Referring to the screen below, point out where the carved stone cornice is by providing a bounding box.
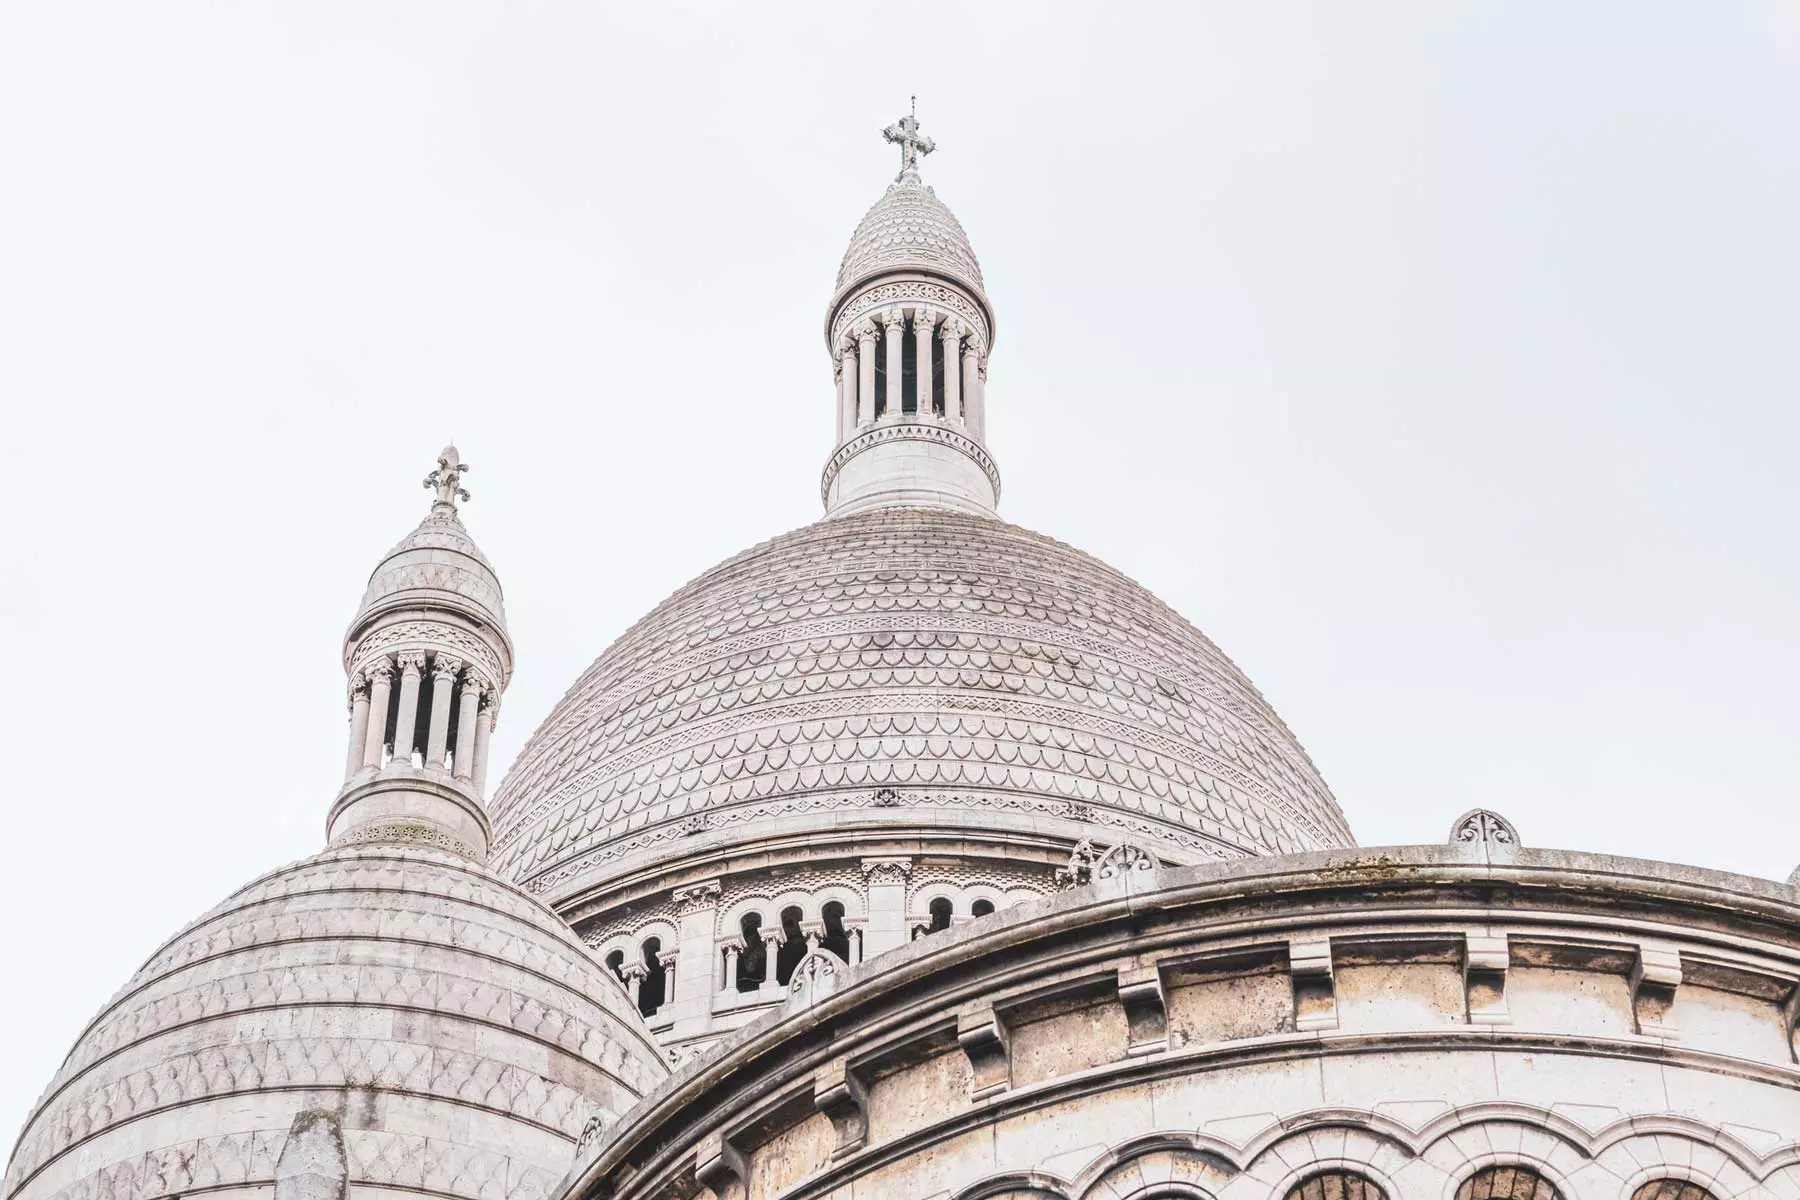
[820,420,1002,506]
[350,618,505,691]
[830,275,991,356]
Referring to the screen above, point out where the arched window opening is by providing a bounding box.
[970,898,996,918]
[873,344,887,418]
[900,317,919,413]
[735,912,766,992]
[775,906,807,986]
[821,901,851,961]
[1456,1166,1562,1200]
[928,896,953,932]
[1287,1171,1388,1200]
[604,949,625,981]
[637,938,666,1016]
[1631,1184,1717,1200]
[930,330,946,415]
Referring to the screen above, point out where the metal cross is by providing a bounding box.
[882,98,935,182]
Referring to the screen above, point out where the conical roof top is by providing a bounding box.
[835,176,985,296]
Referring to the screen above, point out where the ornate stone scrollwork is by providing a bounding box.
[1053,838,1159,889]
[787,948,846,998]
[1449,808,1520,846]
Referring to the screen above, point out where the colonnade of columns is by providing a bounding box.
[835,306,986,443]
[345,651,497,793]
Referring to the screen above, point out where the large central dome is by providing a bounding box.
[489,508,1352,907]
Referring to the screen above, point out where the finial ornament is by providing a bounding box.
[423,444,471,510]
[883,102,935,183]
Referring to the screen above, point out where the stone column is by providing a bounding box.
[721,938,743,992]
[881,308,905,418]
[912,308,936,416]
[453,675,483,781]
[425,656,460,770]
[361,660,393,768]
[344,681,371,780]
[856,321,878,425]
[472,693,497,795]
[836,343,857,441]
[860,857,913,960]
[759,928,783,997]
[940,320,963,423]
[392,652,425,767]
[657,950,679,1010]
[621,961,648,1012]
[962,341,985,442]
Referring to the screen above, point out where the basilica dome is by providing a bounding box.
[488,507,1354,908]
[834,176,985,296]
[3,845,668,1200]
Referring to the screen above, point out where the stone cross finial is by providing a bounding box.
[883,99,935,183]
[423,444,471,510]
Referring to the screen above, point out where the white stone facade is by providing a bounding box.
[8,110,1794,1200]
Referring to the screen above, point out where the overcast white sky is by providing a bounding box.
[4,1,1799,1143]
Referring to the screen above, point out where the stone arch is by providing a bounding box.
[717,894,777,935]
[1282,1170,1390,1200]
[1071,1134,1239,1200]
[950,1172,1070,1200]
[1627,1182,1719,1200]
[1450,1165,1564,1200]
[812,883,865,920]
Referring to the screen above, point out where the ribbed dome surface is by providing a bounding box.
[354,507,508,635]
[835,179,984,295]
[3,845,667,1200]
[489,509,1353,906]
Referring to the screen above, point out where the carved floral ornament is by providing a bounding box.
[831,278,990,355]
[1052,837,1161,890]
[1449,808,1521,846]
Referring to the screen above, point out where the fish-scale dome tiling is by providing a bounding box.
[490,509,1353,906]
[3,845,668,1200]
[835,179,985,295]
[353,507,508,636]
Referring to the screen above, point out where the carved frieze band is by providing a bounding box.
[820,421,1003,503]
[831,277,990,354]
[352,619,504,692]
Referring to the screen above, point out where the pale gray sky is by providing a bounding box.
[4,1,1798,1143]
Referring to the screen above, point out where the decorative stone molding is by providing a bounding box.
[860,856,914,885]
[1116,963,1168,1055]
[1094,840,1160,881]
[831,277,991,356]
[1289,936,1338,1032]
[672,879,723,915]
[1464,931,1512,1025]
[332,819,480,861]
[955,1003,1010,1098]
[789,949,845,1001]
[1450,808,1520,846]
[812,1057,870,1155]
[820,419,1002,505]
[693,1130,747,1196]
[1632,943,1683,1039]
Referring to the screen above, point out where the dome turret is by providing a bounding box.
[822,107,999,518]
[331,446,516,860]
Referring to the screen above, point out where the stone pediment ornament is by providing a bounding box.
[1053,838,1160,890]
[1449,808,1520,846]
[786,948,849,1006]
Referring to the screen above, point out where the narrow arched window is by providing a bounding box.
[637,937,666,1016]
[1457,1166,1562,1200]
[604,949,625,981]
[775,905,807,985]
[970,898,996,918]
[735,912,765,992]
[1631,1183,1718,1200]
[928,896,953,932]
[1287,1172,1387,1200]
[821,900,851,961]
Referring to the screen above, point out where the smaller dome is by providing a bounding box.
[352,505,507,636]
[3,844,669,1200]
[835,178,985,296]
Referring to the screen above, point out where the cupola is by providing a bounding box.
[821,105,1000,518]
[328,446,514,860]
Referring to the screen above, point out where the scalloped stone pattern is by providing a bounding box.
[835,179,985,294]
[489,509,1354,903]
[356,508,508,632]
[2,845,668,1200]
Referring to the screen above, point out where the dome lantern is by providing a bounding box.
[822,105,1000,518]
[329,445,515,861]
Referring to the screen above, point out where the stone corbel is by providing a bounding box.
[813,1057,870,1155]
[1632,943,1682,1039]
[1117,963,1168,1055]
[1289,937,1338,1032]
[956,1004,1011,1098]
[1464,931,1511,1026]
[694,1129,747,1197]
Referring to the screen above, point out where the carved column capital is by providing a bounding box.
[861,856,914,885]
[855,319,878,342]
[912,305,938,327]
[939,317,963,342]
[879,306,906,330]
[431,655,463,683]
[363,657,395,685]
[395,651,427,674]
[673,879,722,915]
